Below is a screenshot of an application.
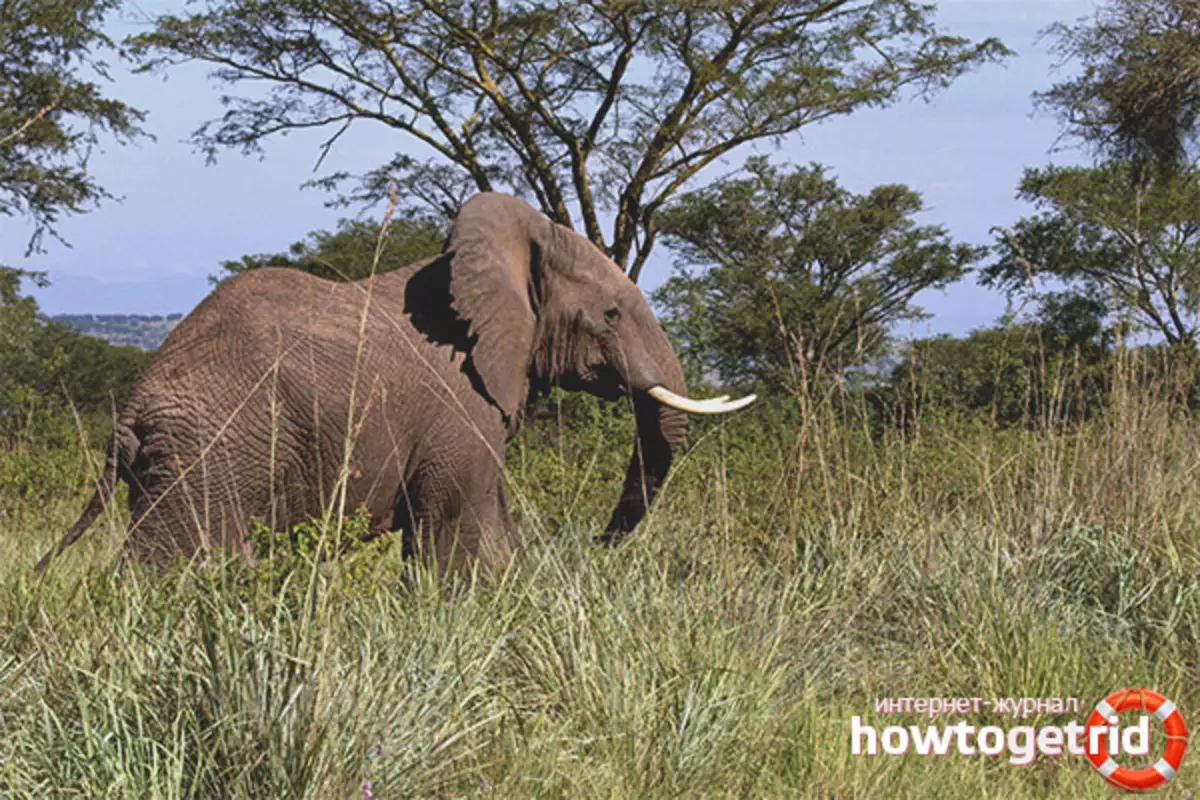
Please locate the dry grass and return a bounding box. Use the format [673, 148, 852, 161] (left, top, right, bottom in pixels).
[0, 345, 1198, 797]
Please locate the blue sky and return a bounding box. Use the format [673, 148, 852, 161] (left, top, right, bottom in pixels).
[3, 0, 1096, 336]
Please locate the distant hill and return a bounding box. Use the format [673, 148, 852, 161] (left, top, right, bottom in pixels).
[52, 313, 183, 351]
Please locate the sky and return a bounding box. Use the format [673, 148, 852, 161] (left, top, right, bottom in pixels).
[2, 0, 1098, 337]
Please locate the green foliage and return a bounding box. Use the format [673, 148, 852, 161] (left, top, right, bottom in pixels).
[0, 267, 152, 445]
[509, 390, 636, 529]
[654, 157, 984, 389]
[987, 163, 1200, 345]
[881, 304, 1112, 429]
[34, 321, 151, 410]
[1037, 0, 1200, 176]
[214, 215, 445, 283]
[0, 0, 146, 253]
[240, 508, 396, 604]
[5, 355, 1200, 796]
[0, 443, 88, 510]
[128, 0, 1008, 279]
[0, 268, 47, 404]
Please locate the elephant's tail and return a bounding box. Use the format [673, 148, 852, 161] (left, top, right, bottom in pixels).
[35, 421, 140, 574]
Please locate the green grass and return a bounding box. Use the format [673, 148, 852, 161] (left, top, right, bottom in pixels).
[1, 374, 1199, 797]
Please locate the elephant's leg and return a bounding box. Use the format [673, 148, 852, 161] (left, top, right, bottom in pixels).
[462, 474, 519, 574]
[401, 458, 519, 575]
[123, 489, 207, 568]
[122, 449, 264, 567]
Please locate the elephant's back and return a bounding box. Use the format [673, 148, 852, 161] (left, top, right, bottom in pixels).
[142, 270, 362, 386]
[164, 268, 356, 347]
[125, 267, 447, 449]
[126, 270, 360, 446]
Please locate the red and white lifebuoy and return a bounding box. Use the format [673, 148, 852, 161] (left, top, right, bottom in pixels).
[1085, 688, 1188, 792]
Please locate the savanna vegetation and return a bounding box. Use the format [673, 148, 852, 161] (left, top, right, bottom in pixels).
[3, 0, 1200, 797]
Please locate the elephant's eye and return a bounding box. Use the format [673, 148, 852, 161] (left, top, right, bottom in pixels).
[604, 307, 621, 323]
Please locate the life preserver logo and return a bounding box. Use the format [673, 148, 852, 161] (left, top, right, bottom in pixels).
[1084, 688, 1188, 793]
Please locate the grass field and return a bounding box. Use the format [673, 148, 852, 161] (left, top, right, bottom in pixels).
[1, 362, 1198, 797]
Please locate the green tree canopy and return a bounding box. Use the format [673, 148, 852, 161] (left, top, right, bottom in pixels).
[1, 268, 152, 441]
[215, 215, 445, 283]
[652, 157, 983, 389]
[129, 0, 1007, 281]
[882, 294, 1112, 427]
[0, 268, 48, 391]
[986, 163, 1200, 346]
[1037, 0, 1200, 176]
[1, 0, 146, 253]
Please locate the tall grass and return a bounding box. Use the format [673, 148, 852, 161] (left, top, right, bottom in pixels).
[1, 340, 1198, 797]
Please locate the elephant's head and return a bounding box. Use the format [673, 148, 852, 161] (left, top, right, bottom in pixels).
[443, 192, 755, 539]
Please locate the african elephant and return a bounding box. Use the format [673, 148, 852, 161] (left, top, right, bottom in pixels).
[36, 192, 754, 574]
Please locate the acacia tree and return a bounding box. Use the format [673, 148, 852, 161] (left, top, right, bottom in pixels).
[987, 1, 1200, 348]
[1038, 0, 1200, 176]
[653, 157, 983, 387]
[986, 163, 1200, 346]
[1, 0, 146, 254]
[129, 0, 1006, 281]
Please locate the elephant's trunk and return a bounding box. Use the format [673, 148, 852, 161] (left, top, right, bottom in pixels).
[603, 333, 689, 541]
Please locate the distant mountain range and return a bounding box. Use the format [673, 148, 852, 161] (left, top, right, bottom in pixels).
[52, 313, 183, 351]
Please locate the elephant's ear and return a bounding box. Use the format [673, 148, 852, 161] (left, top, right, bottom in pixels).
[448, 246, 537, 423]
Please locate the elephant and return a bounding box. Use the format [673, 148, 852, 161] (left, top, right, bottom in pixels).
[35, 192, 755, 574]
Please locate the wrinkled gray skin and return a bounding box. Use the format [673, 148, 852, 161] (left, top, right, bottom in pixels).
[37, 193, 689, 574]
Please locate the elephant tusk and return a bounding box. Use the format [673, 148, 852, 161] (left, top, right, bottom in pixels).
[647, 386, 757, 415]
